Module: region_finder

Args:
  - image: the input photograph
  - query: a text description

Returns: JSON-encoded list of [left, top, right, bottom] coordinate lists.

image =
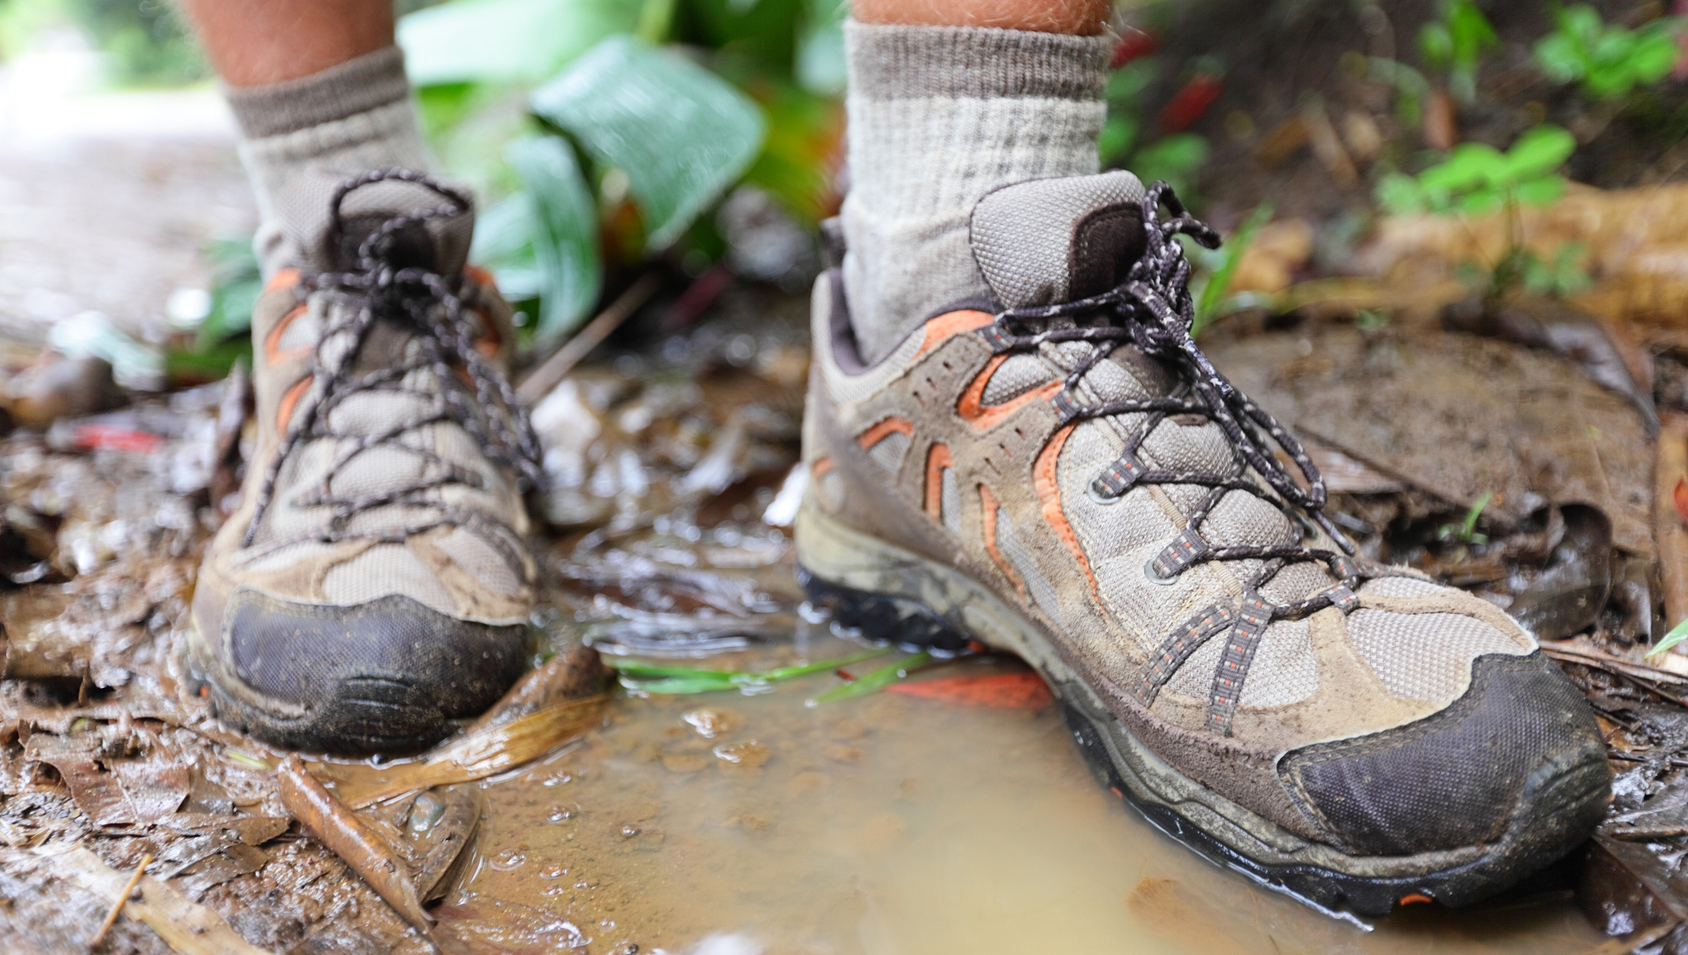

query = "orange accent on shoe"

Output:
[[979, 485, 1026, 598], [1398, 894, 1434, 906], [856, 416, 914, 449], [264, 304, 312, 365], [264, 268, 302, 294], [1034, 422, 1100, 598], [276, 377, 311, 435], [924, 443, 953, 520], [464, 264, 498, 291], [812, 456, 834, 478], [958, 353, 1062, 430], [917, 309, 995, 357]]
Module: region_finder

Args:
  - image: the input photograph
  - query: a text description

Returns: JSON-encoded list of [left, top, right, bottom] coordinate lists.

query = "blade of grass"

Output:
[[611, 647, 894, 695], [1647, 619, 1688, 658], [809, 652, 932, 705]]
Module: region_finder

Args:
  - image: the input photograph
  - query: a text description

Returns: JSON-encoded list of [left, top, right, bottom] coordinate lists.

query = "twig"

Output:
[[516, 274, 661, 406], [39, 844, 268, 955], [1655, 412, 1688, 636], [88, 851, 150, 949]]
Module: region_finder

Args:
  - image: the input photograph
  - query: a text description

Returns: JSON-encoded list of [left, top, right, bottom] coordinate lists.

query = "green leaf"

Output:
[[1501, 124, 1575, 181], [810, 652, 932, 704], [1193, 201, 1271, 335], [1375, 171, 1428, 214], [1648, 618, 1688, 658], [1129, 133, 1211, 198], [469, 193, 546, 301], [1558, 5, 1603, 45], [531, 36, 767, 249], [399, 0, 639, 86], [1512, 174, 1566, 208], [1098, 114, 1139, 167], [795, 0, 848, 95], [611, 647, 893, 696], [1419, 22, 1453, 68], [504, 135, 602, 341], [1457, 185, 1506, 215], [1419, 142, 1506, 193], [1533, 33, 1584, 82]]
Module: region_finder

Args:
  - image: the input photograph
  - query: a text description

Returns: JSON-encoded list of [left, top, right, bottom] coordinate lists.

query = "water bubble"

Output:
[[547, 804, 578, 823], [542, 863, 567, 879], [490, 849, 526, 871]]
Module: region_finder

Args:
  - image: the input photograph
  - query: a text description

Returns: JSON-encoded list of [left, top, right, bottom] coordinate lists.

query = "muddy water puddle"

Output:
[[444, 624, 1610, 955]]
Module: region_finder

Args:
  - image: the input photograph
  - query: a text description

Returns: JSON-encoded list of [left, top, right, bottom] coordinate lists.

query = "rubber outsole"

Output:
[[794, 503, 1609, 918], [184, 622, 459, 756]]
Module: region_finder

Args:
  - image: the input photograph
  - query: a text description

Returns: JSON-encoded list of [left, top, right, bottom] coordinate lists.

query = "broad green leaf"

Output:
[[470, 194, 547, 301], [1419, 142, 1504, 193], [1557, 5, 1603, 45], [398, 0, 639, 87], [531, 36, 767, 249], [504, 135, 602, 340], [1631, 29, 1681, 81], [1194, 201, 1271, 334], [1501, 125, 1574, 181]]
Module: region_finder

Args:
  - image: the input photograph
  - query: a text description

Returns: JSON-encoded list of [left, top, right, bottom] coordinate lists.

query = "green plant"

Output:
[[1647, 618, 1688, 658], [1417, 0, 1499, 104], [1436, 491, 1493, 545], [1534, 4, 1685, 100], [1376, 124, 1575, 216], [1185, 202, 1271, 337], [1098, 54, 1211, 199], [1520, 241, 1594, 298], [810, 652, 932, 704]]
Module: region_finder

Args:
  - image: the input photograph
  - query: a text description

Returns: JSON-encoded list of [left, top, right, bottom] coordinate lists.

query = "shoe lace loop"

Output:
[[985, 181, 1357, 602], [242, 170, 544, 550]]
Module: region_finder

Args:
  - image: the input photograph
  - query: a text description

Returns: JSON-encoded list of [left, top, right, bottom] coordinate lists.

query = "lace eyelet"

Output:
[[1143, 558, 1180, 586], [1087, 479, 1123, 505]]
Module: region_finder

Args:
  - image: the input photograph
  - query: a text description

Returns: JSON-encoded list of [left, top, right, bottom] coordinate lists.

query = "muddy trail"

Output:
[[1, 272, 1686, 953]]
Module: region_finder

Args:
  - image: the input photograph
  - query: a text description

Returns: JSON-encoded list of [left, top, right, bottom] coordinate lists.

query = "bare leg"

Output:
[[176, 0, 394, 86], [853, 0, 1108, 36]]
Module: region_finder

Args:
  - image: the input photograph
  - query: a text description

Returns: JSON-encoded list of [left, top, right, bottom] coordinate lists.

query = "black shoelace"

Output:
[[242, 170, 544, 552], [981, 182, 1385, 732]]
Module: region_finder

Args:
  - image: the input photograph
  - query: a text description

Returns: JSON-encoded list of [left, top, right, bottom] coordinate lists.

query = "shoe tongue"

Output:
[[277, 170, 476, 275], [970, 171, 1148, 309]]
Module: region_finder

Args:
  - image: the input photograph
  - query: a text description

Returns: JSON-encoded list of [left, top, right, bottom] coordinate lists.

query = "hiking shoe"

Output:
[[796, 171, 1610, 915], [189, 171, 541, 754]]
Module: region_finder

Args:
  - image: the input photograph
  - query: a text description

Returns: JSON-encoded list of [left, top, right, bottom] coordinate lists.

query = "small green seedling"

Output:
[[1520, 241, 1594, 298], [1418, 0, 1500, 104], [1534, 5, 1685, 100], [1376, 124, 1575, 217], [1436, 491, 1493, 546], [1647, 618, 1688, 659]]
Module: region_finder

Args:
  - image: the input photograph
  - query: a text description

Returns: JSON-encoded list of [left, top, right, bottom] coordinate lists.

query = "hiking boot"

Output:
[[796, 171, 1610, 915], [189, 171, 541, 754]]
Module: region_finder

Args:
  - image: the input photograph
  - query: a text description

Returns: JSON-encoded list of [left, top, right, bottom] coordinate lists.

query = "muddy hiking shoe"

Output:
[[189, 171, 542, 755], [796, 171, 1611, 916]]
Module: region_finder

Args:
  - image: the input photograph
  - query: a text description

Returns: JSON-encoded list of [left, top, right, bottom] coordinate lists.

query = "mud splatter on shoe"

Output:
[[797, 170, 1610, 916], [190, 171, 540, 754]]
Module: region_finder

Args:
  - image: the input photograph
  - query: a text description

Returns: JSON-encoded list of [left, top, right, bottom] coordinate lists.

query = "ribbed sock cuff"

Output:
[[844, 22, 1110, 101], [224, 46, 411, 140]]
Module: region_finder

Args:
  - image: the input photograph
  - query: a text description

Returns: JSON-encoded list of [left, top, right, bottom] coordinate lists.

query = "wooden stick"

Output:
[[1655, 412, 1688, 640], [89, 852, 151, 949], [515, 274, 661, 407]]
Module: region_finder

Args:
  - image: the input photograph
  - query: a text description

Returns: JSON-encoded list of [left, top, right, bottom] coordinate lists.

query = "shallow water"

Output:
[[444, 625, 1612, 955]]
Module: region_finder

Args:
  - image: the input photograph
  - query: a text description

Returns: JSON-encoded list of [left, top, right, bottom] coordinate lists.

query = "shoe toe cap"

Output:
[[1279, 651, 1609, 858], [225, 590, 530, 750]]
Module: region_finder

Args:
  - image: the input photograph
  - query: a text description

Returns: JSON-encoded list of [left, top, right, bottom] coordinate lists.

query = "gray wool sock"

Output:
[[224, 46, 433, 277], [841, 21, 1112, 364]]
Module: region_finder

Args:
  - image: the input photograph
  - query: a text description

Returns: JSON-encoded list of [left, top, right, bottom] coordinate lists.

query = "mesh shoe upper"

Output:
[[801, 171, 1599, 848], [197, 173, 539, 637]]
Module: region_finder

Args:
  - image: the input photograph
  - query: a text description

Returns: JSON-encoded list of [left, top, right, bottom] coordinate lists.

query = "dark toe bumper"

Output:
[[1279, 651, 1610, 858]]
